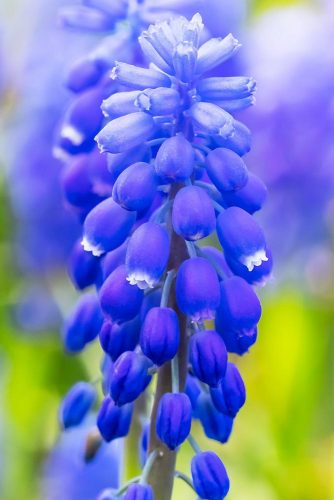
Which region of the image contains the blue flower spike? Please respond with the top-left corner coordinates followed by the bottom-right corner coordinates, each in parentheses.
top-left (58, 9), bottom-right (271, 499)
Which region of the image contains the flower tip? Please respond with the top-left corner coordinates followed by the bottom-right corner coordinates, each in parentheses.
top-left (81, 236), bottom-right (104, 257)
top-left (243, 249), bottom-right (268, 272)
top-left (60, 125), bottom-right (84, 146)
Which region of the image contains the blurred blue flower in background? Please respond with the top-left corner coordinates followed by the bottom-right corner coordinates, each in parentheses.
top-left (42, 422), bottom-right (122, 500)
top-left (244, 1), bottom-right (334, 295)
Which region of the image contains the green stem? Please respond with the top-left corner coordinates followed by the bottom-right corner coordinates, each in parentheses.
top-left (171, 354), bottom-right (179, 393)
top-left (188, 434), bottom-right (202, 455)
top-left (140, 449), bottom-right (160, 485)
top-left (174, 470), bottom-right (195, 491)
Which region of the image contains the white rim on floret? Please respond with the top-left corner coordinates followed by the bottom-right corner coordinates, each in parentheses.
top-left (127, 271), bottom-right (157, 290)
top-left (60, 125), bottom-right (85, 146)
top-left (81, 236), bottom-right (104, 257)
top-left (242, 249), bottom-right (268, 272)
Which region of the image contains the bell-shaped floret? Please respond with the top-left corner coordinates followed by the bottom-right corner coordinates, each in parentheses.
top-left (156, 393), bottom-right (192, 450)
top-left (189, 330), bottom-right (227, 387)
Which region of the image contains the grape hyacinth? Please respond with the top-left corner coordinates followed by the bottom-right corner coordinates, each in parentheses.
top-left (59, 12), bottom-right (271, 500)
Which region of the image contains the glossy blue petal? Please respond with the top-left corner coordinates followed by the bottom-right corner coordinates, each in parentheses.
top-left (82, 198), bottom-right (136, 256)
top-left (176, 257), bottom-right (220, 321)
top-left (63, 294), bottom-right (103, 353)
top-left (97, 397), bottom-right (133, 442)
top-left (96, 112), bottom-right (156, 154)
top-left (68, 240), bottom-right (101, 290)
top-left (99, 317), bottom-right (141, 361)
top-left (196, 393), bottom-right (234, 444)
top-left (60, 382), bottom-right (96, 429)
top-left (154, 134), bottom-right (194, 182)
top-left (112, 162), bottom-right (157, 212)
top-left (220, 172), bottom-right (267, 213)
top-left (156, 393), bottom-right (192, 450)
top-left (99, 265), bottom-right (144, 323)
top-left (190, 330), bottom-right (227, 387)
top-left (110, 351), bottom-right (153, 405)
top-left (126, 222), bottom-right (170, 289)
top-left (140, 307), bottom-right (180, 366)
top-left (111, 62), bottom-right (171, 89)
top-left (172, 186), bottom-right (216, 241)
top-left (217, 206), bottom-right (268, 271)
top-left (191, 451), bottom-right (230, 500)
top-left (216, 276), bottom-right (262, 332)
top-left (206, 147), bottom-right (249, 192)
top-left (210, 362), bottom-right (246, 417)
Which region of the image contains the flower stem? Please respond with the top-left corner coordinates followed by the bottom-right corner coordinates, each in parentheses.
top-left (147, 185), bottom-right (189, 499)
top-left (140, 449), bottom-right (160, 485)
top-left (188, 434), bottom-right (202, 454)
top-left (174, 470), bottom-right (195, 491)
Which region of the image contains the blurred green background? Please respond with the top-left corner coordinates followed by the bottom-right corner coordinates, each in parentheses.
top-left (0, 0), bottom-right (333, 499)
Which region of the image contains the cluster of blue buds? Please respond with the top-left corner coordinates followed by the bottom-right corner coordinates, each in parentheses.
top-left (59, 9), bottom-right (272, 500)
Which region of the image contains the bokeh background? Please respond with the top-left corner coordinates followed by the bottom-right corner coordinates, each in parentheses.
top-left (0, 0), bottom-right (333, 499)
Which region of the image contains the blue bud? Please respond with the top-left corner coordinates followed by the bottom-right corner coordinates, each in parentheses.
top-left (191, 451), bottom-right (230, 500)
top-left (197, 76), bottom-right (256, 101)
top-left (59, 382), bottom-right (96, 429)
top-left (155, 135), bottom-right (194, 182)
top-left (97, 396), bottom-right (133, 442)
top-left (126, 222), bottom-right (170, 290)
top-left (112, 162), bottom-right (157, 212)
top-left (216, 206), bottom-right (268, 271)
top-left (58, 6), bottom-right (118, 31)
top-left (156, 393), bottom-right (192, 450)
top-left (220, 172), bottom-right (268, 214)
top-left (57, 87), bottom-right (104, 156)
top-left (196, 33), bottom-right (241, 75)
top-left (172, 42), bottom-right (197, 83)
top-left (110, 351), bottom-right (153, 405)
top-left (190, 330), bottom-right (227, 387)
top-left (176, 257), bottom-right (220, 321)
top-left (196, 393), bottom-right (233, 444)
top-left (111, 62), bottom-right (171, 90)
top-left (124, 484), bottom-right (153, 500)
top-left (68, 240), bottom-right (100, 290)
top-left (101, 91), bottom-right (140, 118)
top-left (63, 294), bottom-right (103, 353)
top-left (172, 186), bottom-right (215, 241)
top-left (140, 307), bottom-right (180, 366)
top-left (185, 375), bottom-right (201, 416)
top-left (210, 362), bottom-right (246, 417)
top-left (107, 145), bottom-right (149, 183)
top-left (99, 265), bottom-right (144, 323)
top-left (206, 147), bottom-right (249, 192)
top-left (225, 248), bottom-right (273, 286)
top-left (213, 119), bottom-right (251, 156)
top-left (188, 102), bottom-right (234, 139)
top-left (139, 289), bottom-right (162, 322)
top-left (96, 113), bottom-right (156, 154)
top-left (82, 198), bottom-right (136, 256)
top-left (135, 88), bottom-right (181, 115)
top-left (62, 155), bottom-right (105, 211)
top-left (66, 57), bottom-right (105, 93)
top-left (216, 276), bottom-right (262, 332)
top-left (217, 95), bottom-right (255, 113)
top-left (99, 317), bottom-right (141, 361)
top-left (217, 326), bottom-right (258, 355)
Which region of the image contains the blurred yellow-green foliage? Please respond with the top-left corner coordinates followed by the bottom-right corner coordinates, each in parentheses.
top-left (0, 0), bottom-right (333, 499)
